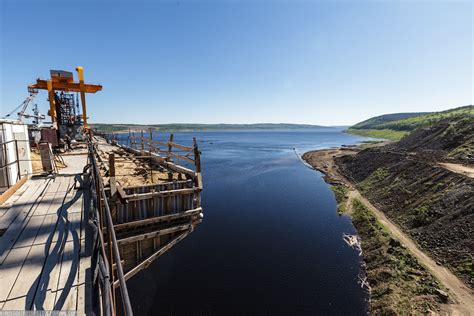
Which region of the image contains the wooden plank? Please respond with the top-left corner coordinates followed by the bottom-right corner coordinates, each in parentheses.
top-left (123, 187), bottom-right (200, 201)
top-left (2, 244), bottom-right (47, 310)
top-left (0, 179), bottom-right (50, 264)
top-left (114, 230), bottom-right (191, 288)
top-left (0, 176), bottom-right (28, 205)
top-left (169, 153), bottom-right (195, 164)
top-left (24, 177), bottom-right (72, 310)
top-left (55, 200), bottom-right (84, 310)
top-left (115, 223), bottom-right (192, 246)
top-left (169, 142), bottom-right (193, 152)
top-left (39, 177), bottom-right (81, 310)
top-left (113, 207), bottom-right (202, 231)
top-left (122, 179), bottom-right (192, 190)
top-left (1, 179), bottom-right (64, 309)
top-left (0, 180), bottom-right (60, 306)
top-left (0, 246), bottom-right (31, 307)
top-left (76, 178), bottom-right (90, 314)
top-left (0, 179), bottom-right (43, 232)
top-left (13, 181), bottom-right (63, 249)
top-left (0, 180), bottom-right (30, 218)
top-left (118, 144), bottom-right (197, 177)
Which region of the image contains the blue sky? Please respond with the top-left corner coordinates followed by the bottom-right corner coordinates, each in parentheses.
top-left (0, 0), bottom-right (472, 125)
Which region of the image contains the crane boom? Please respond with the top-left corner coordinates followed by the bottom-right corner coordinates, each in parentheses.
top-left (3, 93), bottom-right (37, 120)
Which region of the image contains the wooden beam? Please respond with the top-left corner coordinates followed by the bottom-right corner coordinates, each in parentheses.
top-left (123, 187), bottom-right (199, 201)
top-left (122, 179), bottom-right (192, 190)
top-left (114, 230), bottom-right (191, 288)
top-left (196, 173), bottom-right (203, 190)
top-left (109, 153), bottom-right (117, 198)
top-left (169, 153), bottom-right (194, 164)
top-left (116, 184), bottom-right (129, 204)
top-left (0, 176), bottom-right (28, 205)
top-left (118, 144), bottom-right (197, 177)
top-left (113, 207), bottom-right (202, 231)
top-left (115, 223), bottom-right (193, 246)
top-left (168, 142), bottom-right (193, 152)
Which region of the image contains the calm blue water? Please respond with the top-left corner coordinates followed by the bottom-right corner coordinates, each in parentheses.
top-left (122, 129), bottom-right (369, 315)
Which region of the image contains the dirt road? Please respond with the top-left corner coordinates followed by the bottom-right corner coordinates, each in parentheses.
top-left (347, 189), bottom-right (474, 315)
top-left (439, 162), bottom-right (474, 178)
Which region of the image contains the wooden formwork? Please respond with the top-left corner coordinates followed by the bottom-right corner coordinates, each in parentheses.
top-left (95, 134), bottom-right (203, 285)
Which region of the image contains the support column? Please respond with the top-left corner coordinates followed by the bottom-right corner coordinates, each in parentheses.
top-left (76, 66), bottom-right (88, 129)
top-left (46, 80), bottom-right (57, 129)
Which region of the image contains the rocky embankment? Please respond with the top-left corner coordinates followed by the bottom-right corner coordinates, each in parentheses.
top-left (336, 117), bottom-right (474, 288)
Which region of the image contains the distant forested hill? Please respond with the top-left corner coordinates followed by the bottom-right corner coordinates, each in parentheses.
top-left (90, 123), bottom-right (333, 133)
top-left (346, 105), bottom-right (474, 140)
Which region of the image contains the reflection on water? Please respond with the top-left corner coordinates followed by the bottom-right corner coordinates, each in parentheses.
top-left (122, 129), bottom-right (369, 315)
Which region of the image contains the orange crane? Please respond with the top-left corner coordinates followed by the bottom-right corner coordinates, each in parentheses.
top-left (28, 66), bottom-right (102, 131)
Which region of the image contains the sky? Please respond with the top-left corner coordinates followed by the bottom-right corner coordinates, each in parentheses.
top-left (0, 0), bottom-right (472, 126)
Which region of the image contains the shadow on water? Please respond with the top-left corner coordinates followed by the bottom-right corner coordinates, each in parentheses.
top-left (27, 174), bottom-right (83, 310)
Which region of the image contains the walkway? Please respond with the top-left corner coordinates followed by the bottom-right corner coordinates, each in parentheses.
top-left (0, 153), bottom-right (91, 313)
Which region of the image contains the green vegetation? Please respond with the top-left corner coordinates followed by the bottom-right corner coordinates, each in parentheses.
top-left (347, 105), bottom-right (474, 140)
top-left (90, 123), bottom-right (332, 133)
top-left (330, 184), bottom-right (349, 214)
top-left (350, 112), bottom-right (429, 130)
top-left (457, 261), bottom-right (474, 280)
top-left (443, 116), bottom-right (474, 161)
top-left (359, 167), bottom-right (390, 193)
top-left (351, 199), bottom-right (447, 314)
top-left (346, 128), bottom-right (408, 140)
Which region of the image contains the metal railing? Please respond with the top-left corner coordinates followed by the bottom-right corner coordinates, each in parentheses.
top-left (88, 137), bottom-right (133, 316)
top-left (0, 138), bottom-right (73, 192)
top-left (0, 139), bottom-right (26, 190)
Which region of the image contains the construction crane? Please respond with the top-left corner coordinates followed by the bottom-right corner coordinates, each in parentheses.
top-left (27, 67), bottom-right (102, 140)
top-left (3, 92), bottom-right (38, 120)
top-left (19, 104), bottom-right (46, 125)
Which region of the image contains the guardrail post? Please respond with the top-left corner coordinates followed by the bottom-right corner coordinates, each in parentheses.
top-left (15, 140), bottom-right (20, 182)
top-left (167, 134), bottom-right (174, 162)
top-left (149, 129), bottom-right (154, 182)
top-left (109, 153), bottom-right (116, 197)
top-left (193, 137), bottom-right (201, 173)
top-left (3, 142), bottom-right (10, 188)
top-left (149, 128), bottom-right (153, 150)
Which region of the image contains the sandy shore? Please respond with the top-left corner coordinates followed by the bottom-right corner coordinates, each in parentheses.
top-left (301, 146), bottom-right (360, 185)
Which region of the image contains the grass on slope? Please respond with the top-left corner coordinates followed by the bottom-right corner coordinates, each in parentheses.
top-left (377, 106), bottom-right (473, 132)
top-left (347, 105), bottom-right (473, 140)
top-left (345, 128), bottom-right (409, 140)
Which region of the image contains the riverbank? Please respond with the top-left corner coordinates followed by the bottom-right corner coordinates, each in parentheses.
top-left (302, 143), bottom-right (474, 314)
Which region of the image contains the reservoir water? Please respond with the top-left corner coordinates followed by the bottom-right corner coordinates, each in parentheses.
top-left (121, 129), bottom-right (369, 315)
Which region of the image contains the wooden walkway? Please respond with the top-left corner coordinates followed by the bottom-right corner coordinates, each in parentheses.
top-left (0, 154), bottom-right (91, 314)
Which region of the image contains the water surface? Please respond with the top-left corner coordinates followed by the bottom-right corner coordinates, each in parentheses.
top-left (122, 129), bottom-right (369, 315)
